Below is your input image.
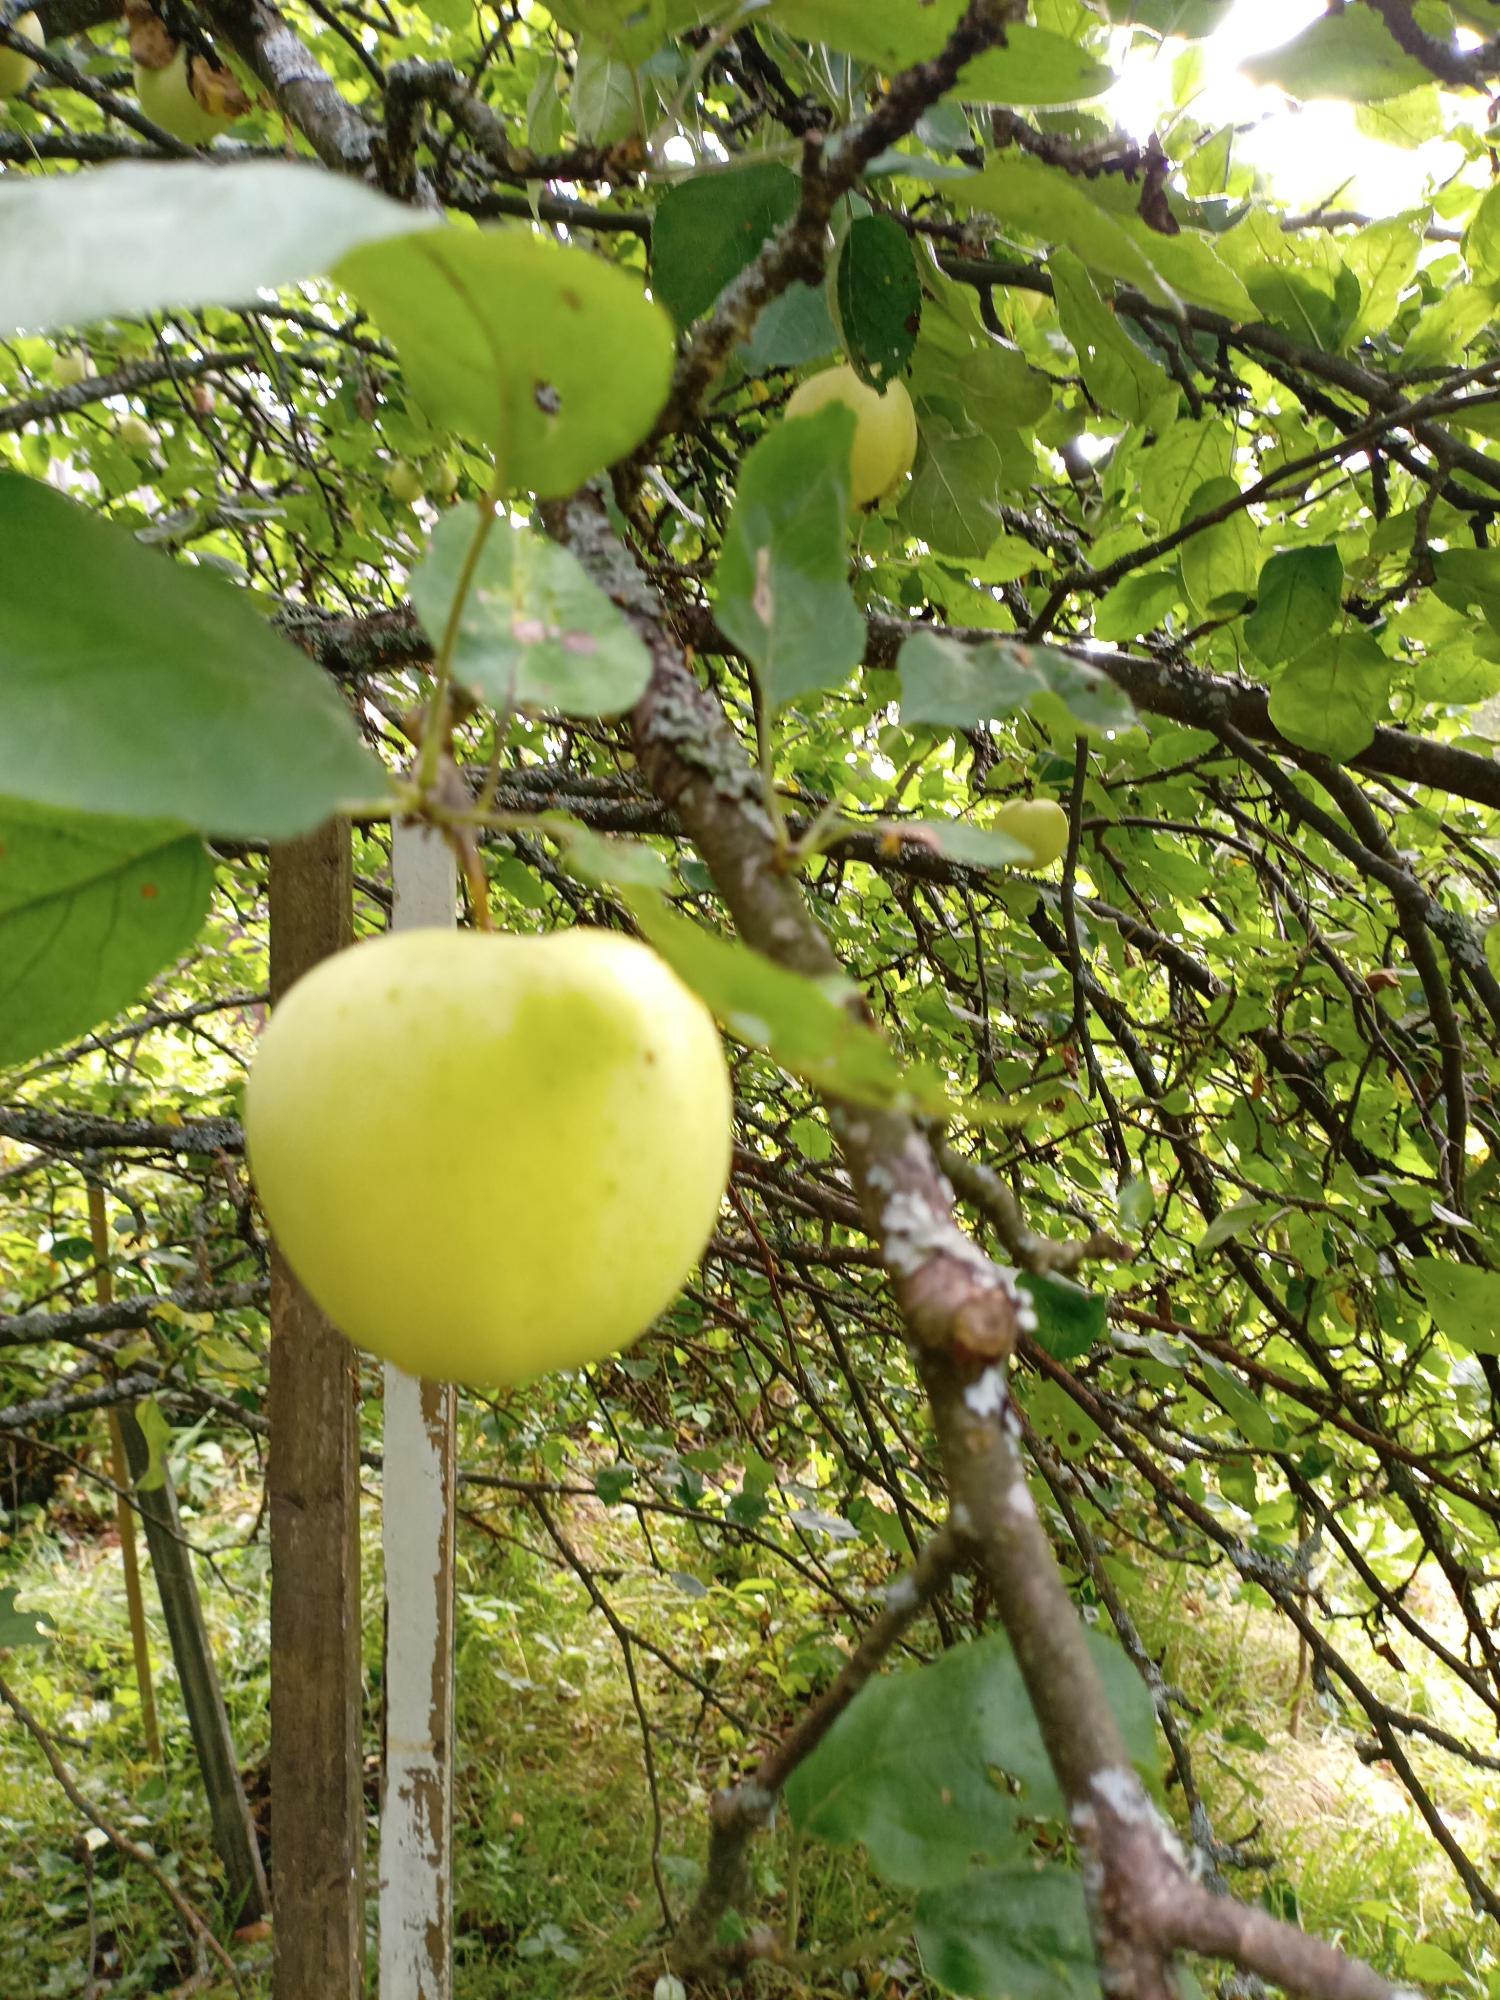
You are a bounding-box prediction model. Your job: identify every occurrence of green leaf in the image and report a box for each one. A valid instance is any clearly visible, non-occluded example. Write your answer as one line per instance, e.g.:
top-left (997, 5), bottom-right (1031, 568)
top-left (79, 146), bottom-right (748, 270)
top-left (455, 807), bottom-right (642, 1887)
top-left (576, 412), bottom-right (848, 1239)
top-left (1196, 1196), bottom-right (1272, 1257)
top-left (0, 800), bottom-right (212, 1066)
top-left (619, 887), bottom-right (974, 1120)
top-left (1202, 1356), bottom-right (1279, 1451)
top-left (898, 632), bottom-right (1135, 737)
top-left (713, 405), bottom-right (866, 709)
top-left (544, 0), bottom-right (712, 64)
top-left (1240, 8), bottom-right (1431, 101)
top-left (0, 161), bottom-right (429, 336)
top-left (740, 280), bottom-right (842, 372)
top-left (1139, 419), bottom-right (1235, 531)
top-left (834, 214), bottom-right (922, 387)
top-left (0, 1585), bottom-right (55, 1649)
top-left (1412, 1258), bottom-right (1500, 1356)
top-left (0, 474), bottom-right (385, 839)
top-left (1244, 547), bottom-right (1344, 666)
top-left (915, 1864), bottom-right (1095, 2000)
top-left (336, 228), bottom-right (675, 496)
top-left (652, 163), bottom-right (797, 329)
top-left (1051, 248), bottom-right (1169, 424)
top-left (571, 44), bottom-right (640, 144)
top-left (1404, 1943), bottom-right (1469, 1986)
top-left (767, 5), bottom-right (1113, 103)
top-left (1267, 632), bottom-right (1389, 760)
top-left (788, 1628), bottom-right (1158, 1892)
top-left (899, 415), bottom-right (1009, 559)
top-left (1019, 1272), bottom-right (1106, 1363)
top-left (1178, 477), bottom-right (1258, 615)
top-left (134, 1398), bottom-right (173, 1493)
top-left (1093, 569), bottom-right (1181, 644)
top-left (544, 817), bottom-right (675, 892)
top-left (869, 819), bottom-right (1030, 869)
top-left (1433, 546), bottom-right (1500, 634)
top-left (786, 1632), bottom-right (1047, 1882)
top-left (949, 157), bottom-right (1172, 300)
top-left (409, 513), bottom-right (650, 717)
top-left (909, 314), bottom-right (1051, 438)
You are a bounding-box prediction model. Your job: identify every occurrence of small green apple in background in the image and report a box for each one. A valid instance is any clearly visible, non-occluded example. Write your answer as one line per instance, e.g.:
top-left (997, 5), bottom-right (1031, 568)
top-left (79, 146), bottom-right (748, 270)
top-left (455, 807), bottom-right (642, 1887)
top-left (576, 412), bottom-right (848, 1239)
top-left (0, 11), bottom-right (42, 100)
top-left (385, 457), bottom-right (426, 505)
top-left (51, 348), bottom-right (93, 388)
top-left (430, 458), bottom-right (460, 499)
top-left (993, 797), bottom-right (1069, 868)
top-left (783, 362), bottom-right (918, 507)
top-left (244, 927), bottom-right (733, 1387)
top-left (116, 414), bottom-right (158, 452)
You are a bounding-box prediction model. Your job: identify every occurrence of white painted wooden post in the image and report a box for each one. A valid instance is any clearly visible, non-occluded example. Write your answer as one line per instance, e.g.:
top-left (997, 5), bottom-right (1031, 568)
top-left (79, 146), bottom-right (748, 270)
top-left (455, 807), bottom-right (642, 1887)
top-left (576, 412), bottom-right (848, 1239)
top-left (381, 822), bottom-right (458, 2000)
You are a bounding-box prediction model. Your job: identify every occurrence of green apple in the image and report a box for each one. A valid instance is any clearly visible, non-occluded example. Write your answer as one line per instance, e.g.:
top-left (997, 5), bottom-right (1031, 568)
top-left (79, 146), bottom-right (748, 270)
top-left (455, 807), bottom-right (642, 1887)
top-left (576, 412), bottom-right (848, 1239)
top-left (385, 457), bottom-right (426, 505)
top-left (783, 363), bottom-right (918, 507)
top-left (51, 349), bottom-right (93, 388)
top-left (430, 459), bottom-right (460, 499)
top-left (0, 11), bottom-right (42, 100)
top-left (993, 797), bottom-right (1070, 868)
top-left (244, 927), bottom-right (733, 1387)
top-left (116, 414), bottom-right (158, 452)
top-left (133, 44), bottom-right (241, 145)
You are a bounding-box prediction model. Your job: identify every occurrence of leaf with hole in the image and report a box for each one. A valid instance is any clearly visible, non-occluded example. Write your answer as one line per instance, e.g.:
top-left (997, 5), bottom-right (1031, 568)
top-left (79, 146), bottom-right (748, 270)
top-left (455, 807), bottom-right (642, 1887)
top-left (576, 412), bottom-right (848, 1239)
top-left (833, 214), bottom-right (922, 386)
top-left (336, 228), bottom-right (675, 495)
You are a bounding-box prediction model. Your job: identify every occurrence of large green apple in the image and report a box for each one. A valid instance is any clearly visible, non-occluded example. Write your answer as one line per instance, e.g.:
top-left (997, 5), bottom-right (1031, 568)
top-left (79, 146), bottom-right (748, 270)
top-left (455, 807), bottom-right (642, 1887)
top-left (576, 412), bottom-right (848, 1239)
top-left (244, 927), bottom-right (732, 1387)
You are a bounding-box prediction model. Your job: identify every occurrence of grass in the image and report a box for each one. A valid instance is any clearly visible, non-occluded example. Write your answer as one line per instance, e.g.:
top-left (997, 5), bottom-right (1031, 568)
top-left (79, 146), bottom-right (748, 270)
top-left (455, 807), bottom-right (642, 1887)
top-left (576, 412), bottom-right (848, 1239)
top-left (4, 1438), bottom-right (1499, 1999)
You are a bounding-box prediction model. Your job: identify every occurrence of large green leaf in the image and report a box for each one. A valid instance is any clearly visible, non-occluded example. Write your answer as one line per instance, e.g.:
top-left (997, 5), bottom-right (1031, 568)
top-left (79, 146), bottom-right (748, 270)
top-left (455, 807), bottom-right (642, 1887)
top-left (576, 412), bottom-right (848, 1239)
top-left (948, 157), bottom-right (1171, 299)
top-left (898, 632), bottom-right (1135, 737)
top-left (915, 1865), bottom-right (1095, 2000)
top-left (1139, 419), bottom-right (1235, 531)
top-left (409, 512), bottom-right (650, 716)
top-left (1240, 8), bottom-right (1431, 101)
top-left (1051, 248), bottom-right (1169, 425)
top-left (767, 5), bottom-right (1113, 103)
top-left (545, 0), bottom-right (715, 63)
top-left (336, 228), bottom-right (675, 495)
top-left (834, 214), bottom-right (922, 388)
top-left (713, 404), bottom-right (866, 709)
top-left (899, 415), bottom-right (1010, 559)
top-left (1178, 477), bottom-right (1258, 615)
top-left (0, 474), bottom-right (385, 839)
top-left (0, 1585), bottom-right (54, 1649)
top-left (1267, 632), bottom-right (1389, 760)
top-left (787, 1628), bottom-right (1159, 1892)
top-left (652, 163), bottom-right (798, 329)
top-left (1412, 1258), bottom-right (1500, 1356)
top-left (785, 1632), bottom-right (1052, 1881)
top-left (617, 885), bottom-right (975, 1120)
top-left (1244, 547), bottom-right (1344, 666)
top-left (0, 161), bottom-right (428, 336)
top-left (0, 799), bottom-right (212, 1066)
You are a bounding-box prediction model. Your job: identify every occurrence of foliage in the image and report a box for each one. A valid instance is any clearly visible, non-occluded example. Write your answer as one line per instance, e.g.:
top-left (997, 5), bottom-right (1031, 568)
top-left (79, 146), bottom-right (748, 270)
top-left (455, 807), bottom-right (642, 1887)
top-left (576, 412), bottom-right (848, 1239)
top-left (6, 0), bottom-right (1500, 1995)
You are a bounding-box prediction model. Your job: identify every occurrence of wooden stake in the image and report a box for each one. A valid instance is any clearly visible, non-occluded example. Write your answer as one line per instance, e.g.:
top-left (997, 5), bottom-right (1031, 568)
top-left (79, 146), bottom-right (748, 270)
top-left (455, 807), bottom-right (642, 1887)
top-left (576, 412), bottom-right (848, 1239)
top-left (88, 1182), bottom-right (163, 1767)
top-left (379, 820), bottom-right (458, 2000)
top-left (268, 820), bottom-right (364, 2000)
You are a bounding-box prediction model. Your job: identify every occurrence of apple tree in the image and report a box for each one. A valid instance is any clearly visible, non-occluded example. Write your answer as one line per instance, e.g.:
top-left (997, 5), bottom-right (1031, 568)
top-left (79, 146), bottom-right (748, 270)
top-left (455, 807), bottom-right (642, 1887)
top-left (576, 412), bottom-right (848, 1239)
top-left (4, 2), bottom-right (1500, 1998)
